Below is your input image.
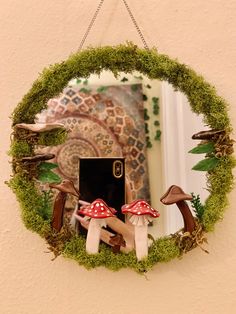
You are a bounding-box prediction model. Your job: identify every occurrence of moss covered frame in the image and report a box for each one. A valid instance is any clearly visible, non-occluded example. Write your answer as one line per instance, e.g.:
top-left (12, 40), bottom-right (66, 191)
top-left (9, 43), bottom-right (235, 273)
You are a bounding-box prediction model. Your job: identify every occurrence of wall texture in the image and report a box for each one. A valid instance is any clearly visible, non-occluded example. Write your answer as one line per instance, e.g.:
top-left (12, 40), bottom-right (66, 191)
top-left (1, 1), bottom-right (236, 313)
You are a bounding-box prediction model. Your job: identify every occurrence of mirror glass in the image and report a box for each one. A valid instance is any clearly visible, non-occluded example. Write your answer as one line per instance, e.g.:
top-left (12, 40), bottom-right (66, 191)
top-left (36, 71), bottom-right (209, 240)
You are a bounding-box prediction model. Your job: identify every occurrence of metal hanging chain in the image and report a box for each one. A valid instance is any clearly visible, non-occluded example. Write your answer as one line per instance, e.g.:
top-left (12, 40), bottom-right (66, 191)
top-left (78, 0), bottom-right (105, 51)
top-left (78, 0), bottom-right (149, 51)
top-left (121, 0), bottom-right (149, 50)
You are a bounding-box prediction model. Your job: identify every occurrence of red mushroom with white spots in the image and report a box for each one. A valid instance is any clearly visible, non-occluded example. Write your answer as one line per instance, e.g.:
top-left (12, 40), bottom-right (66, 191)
top-left (78, 199), bottom-right (116, 254)
top-left (122, 199), bottom-right (160, 260)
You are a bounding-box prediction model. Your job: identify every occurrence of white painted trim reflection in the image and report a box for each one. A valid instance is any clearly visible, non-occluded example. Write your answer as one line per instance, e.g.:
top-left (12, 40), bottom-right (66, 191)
top-left (161, 82), bottom-right (186, 234)
top-left (161, 82), bottom-right (209, 235)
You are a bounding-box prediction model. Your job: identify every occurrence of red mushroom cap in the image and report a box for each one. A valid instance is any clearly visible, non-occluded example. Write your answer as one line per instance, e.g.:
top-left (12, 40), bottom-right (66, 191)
top-left (122, 199), bottom-right (160, 218)
top-left (78, 198), bottom-right (116, 219)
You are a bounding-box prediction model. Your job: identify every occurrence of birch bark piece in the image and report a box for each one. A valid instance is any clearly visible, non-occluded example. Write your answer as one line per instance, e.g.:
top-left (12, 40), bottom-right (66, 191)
top-left (106, 217), bottom-right (135, 251)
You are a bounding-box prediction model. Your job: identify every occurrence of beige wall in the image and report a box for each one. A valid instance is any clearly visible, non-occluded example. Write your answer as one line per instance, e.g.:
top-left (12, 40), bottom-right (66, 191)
top-left (1, 1), bottom-right (236, 313)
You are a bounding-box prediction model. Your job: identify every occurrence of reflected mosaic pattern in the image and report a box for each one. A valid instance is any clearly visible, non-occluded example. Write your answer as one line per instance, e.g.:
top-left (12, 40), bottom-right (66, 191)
top-left (37, 84), bottom-right (150, 203)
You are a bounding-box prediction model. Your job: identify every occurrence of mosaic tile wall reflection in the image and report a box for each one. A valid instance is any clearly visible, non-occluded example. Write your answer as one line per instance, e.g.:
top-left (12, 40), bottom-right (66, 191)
top-left (37, 84), bottom-right (150, 205)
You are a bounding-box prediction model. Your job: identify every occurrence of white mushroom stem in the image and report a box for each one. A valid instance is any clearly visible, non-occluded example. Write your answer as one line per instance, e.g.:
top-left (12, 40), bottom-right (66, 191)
top-left (128, 215), bottom-right (153, 261)
top-left (86, 218), bottom-right (105, 254)
top-left (134, 225), bottom-right (148, 261)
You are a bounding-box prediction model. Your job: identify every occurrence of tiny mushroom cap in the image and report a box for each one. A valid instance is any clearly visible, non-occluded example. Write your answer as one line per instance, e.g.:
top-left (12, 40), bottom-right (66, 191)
top-left (122, 199), bottom-right (160, 218)
top-left (49, 179), bottom-right (79, 198)
top-left (78, 198), bottom-right (116, 219)
top-left (160, 185), bottom-right (192, 205)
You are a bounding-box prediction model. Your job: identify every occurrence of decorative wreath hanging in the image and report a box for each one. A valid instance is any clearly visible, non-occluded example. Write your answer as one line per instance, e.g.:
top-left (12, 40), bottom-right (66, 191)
top-left (8, 42), bottom-right (235, 273)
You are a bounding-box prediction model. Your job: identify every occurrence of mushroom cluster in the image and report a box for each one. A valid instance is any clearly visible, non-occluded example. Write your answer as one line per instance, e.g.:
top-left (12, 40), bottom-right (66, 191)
top-left (66, 186), bottom-right (196, 259)
top-left (73, 198), bottom-right (160, 258)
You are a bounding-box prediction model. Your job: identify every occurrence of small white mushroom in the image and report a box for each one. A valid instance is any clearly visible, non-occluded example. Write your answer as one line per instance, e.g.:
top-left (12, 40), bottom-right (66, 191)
top-left (122, 200), bottom-right (160, 260)
top-left (15, 123), bottom-right (65, 133)
top-left (70, 200), bottom-right (91, 230)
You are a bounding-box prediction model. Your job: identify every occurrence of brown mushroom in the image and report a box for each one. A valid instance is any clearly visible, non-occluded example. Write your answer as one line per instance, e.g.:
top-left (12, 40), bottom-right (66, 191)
top-left (49, 180), bottom-right (79, 231)
top-left (21, 154), bottom-right (55, 163)
top-left (192, 129), bottom-right (225, 140)
top-left (15, 123), bottom-right (65, 133)
top-left (109, 234), bottom-right (126, 253)
top-left (160, 185), bottom-right (195, 233)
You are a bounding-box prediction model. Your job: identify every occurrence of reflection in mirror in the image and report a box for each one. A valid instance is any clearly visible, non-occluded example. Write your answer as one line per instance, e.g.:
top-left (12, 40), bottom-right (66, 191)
top-left (35, 71), bottom-right (209, 247)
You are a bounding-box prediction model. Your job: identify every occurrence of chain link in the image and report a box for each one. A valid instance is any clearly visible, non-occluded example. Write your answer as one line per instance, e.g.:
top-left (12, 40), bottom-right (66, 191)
top-left (78, 0), bottom-right (149, 51)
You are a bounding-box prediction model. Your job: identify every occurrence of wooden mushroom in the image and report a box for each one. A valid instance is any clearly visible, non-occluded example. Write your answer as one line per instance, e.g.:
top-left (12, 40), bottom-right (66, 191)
top-left (192, 129), bottom-right (225, 140)
top-left (122, 200), bottom-right (160, 261)
top-left (78, 199), bottom-right (116, 254)
top-left (160, 185), bottom-right (195, 233)
top-left (15, 123), bottom-right (65, 133)
top-left (49, 180), bottom-right (79, 232)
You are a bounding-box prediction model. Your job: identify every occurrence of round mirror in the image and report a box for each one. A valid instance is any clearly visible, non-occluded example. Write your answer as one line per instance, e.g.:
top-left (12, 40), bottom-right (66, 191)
top-left (10, 45), bottom-right (234, 272)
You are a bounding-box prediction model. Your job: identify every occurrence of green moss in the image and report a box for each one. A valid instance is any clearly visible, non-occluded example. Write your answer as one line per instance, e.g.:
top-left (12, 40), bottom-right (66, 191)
top-left (203, 156), bottom-right (235, 231)
top-left (203, 193), bottom-right (229, 231)
top-left (148, 237), bottom-right (180, 263)
top-left (9, 43), bottom-right (235, 272)
top-left (63, 235), bottom-right (180, 273)
top-left (12, 44), bottom-right (230, 130)
top-left (9, 140), bottom-right (33, 158)
top-left (207, 156), bottom-right (235, 195)
top-left (8, 174), bottom-right (51, 234)
top-left (38, 128), bottom-right (68, 146)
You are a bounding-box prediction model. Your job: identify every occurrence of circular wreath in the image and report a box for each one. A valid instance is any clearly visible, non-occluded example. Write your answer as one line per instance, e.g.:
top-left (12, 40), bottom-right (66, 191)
top-left (9, 43), bottom-right (235, 273)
